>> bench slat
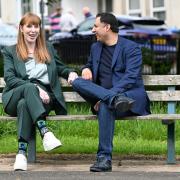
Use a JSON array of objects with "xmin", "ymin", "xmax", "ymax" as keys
[
  {"xmin": 0, "ymin": 78, "xmax": 5, "ymax": 88},
  {"xmin": 147, "ymin": 91, "xmax": 180, "ymax": 101},
  {"xmin": 1, "ymin": 90, "xmax": 180, "ymax": 103},
  {"xmin": 63, "ymin": 91, "xmax": 180, "ymax": 102},
  {"xmin": 142, "ymin": 75, "xmax": 180, "ymax": 86},
  {"xmin": 0, "ymin": 75, "xmax": 180, "ymax": 88},
  {"xmin": 0, "ymin": 114, "xmax": 180, "ymax": 121}
]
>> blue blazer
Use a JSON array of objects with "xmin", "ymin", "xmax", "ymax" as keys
[{"xmin": 84, "ymin": 36, "xmax": 150, "ymax": 115}]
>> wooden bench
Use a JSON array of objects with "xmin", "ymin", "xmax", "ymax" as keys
[{"xmin": 0, "ymin": 75, "xmax": 180, "ymax": 164}]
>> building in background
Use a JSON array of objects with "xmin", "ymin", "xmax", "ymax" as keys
[
  {"xmin": 112, "ymin": 0, "xmax": 180, "ymax": 28},
  {"xmin": 0, "ymin": 0, "xmax": 52, "ymax": 25},
  {"xmin": 61, "ymin": 0, "xmax": 180, "ymax": 28},
  {"xmin": 0, "ymin": 0, "xmax": 180, "ymax": 28}
]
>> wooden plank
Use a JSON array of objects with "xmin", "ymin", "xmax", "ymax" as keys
[
  {"xmin": 58, "ymin": 75, "xmax": 180, "ymax": 86},
  {"xmin": 1, "ymin": 90, "xmax": 180, "ymax": 103},
  {"xmin": 63, "ymin": 92, "xmax": 85, "ymax": 102},
  {"xmin": 0, "ymin": 114, "xmax": 180, "ymax": 121},
  {"xmin": 63, "ymin": 91, "xmax": 180, "ymax": 102},
  {"xmin": 147, "ymin": 91, "xmax": 180, "ymax": 101},
  {"xmin": 0, "ymin": 78, "xmax": 5, "ymax": 88},
  {"xmin": 1, "ymin": 75, "xmax": 180, "ymax": 87},
  {"xmin": 47, "ymin": 114, "xmax": 180, "ymax": 121},
  {"xmin": 142, "ymin": 75, "xmax": 180, "ymax": 86}
]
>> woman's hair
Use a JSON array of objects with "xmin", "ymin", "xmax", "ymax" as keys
[{"xmin": 16, "ymin": 12, "xmax": 50, "ymax": 63}]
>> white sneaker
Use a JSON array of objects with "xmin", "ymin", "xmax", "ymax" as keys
[
  {"xmin": 13, "ymin": 154, "xmax": 27, "ymax": 171},
  {"xmin": 43, "ymin": 132, "xmax": 62, "ymax": 151}
]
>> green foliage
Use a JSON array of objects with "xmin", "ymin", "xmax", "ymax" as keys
[
  {"xmin": 141, "ymin": 47, "xmax": 173, "ymax": 75},
  {"xmin": 141, "ymin": 47, "xmax": 154, "ymax": 66},
  {"xmin": 152, "ymin": 59, "xmax": 174, "ymax": 75},
  {"xmin": 1, "ymin": 103, "xmax": 180, "ymax": 155}
]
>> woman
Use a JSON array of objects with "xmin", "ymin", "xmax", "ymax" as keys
[{"xmin": 2, "ymin": 12, "xmax": 78, "ymax": 171}]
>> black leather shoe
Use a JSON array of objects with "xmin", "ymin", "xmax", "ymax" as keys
[
  {"xmin": 113, "ymin": 94, "xmax": 135, "ymax": 113},
  {"xmin": 90, "ymin": 156, "xmax": 112, "ymax": 172}
]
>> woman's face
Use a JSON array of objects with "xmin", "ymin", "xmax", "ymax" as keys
[{"xmin": 20, "ymin": 23, "xmax": 40, "ymax": 44}]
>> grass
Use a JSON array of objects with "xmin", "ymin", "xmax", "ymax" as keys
[{"xmin": 0, "ymin": 102, "xmax": 180, "ymax": 155}]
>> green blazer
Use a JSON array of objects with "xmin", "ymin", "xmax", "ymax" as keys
[{"xmin": 2, "ymin": 43, "xmax": 74, "ymax": 115}]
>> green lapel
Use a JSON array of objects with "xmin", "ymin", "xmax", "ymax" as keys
[
  {"xmin": 47, "ymin": 62, "xmax": 53, "ymax": 83},
  {"xmin": 11, "ymin": 46, "xmax": 27, "ymax": 78}
]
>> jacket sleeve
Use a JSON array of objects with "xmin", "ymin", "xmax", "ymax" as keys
[
  {"xmin": 49, "ymin": 43, "xmax": 75, "ymax": 80},
  {"xmin": 2, "ymin": 46, "xmax": 30, "ymax": 89},
  {"xmin": 110, "ymin": 45, "xmax": 142, "ymax": 93}
]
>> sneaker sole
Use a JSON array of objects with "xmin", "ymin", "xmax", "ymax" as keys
[
  {"xmin": 115, "ymin": 100, "xmax": 134, "ymax": 113},
  {"xmin": 44, "ymin": 141, "xmax": 62, "ymax": 151},
  {"xmin": 14, "ymin": 164, "xmax": 27, "ymax": 171},
  {"xmin": 90, "ymin": 167, "xmax": 112, "ymax": 172},
  {"xmin": 14, "ymin": 168, "xmax": 27, "ymax": 171}
]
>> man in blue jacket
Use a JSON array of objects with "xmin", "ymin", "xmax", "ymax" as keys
[{"xmin": 72, "ymin": 12, "xmax": 150, "ymax": 172}]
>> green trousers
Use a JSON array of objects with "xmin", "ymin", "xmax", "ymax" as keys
[{"xmin": 5, "ymin": 83, "xmax": 54, "ymax": 141}]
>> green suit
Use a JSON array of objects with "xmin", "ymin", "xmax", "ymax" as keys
[{"xmin": 2, "ymin": 43, "xmax": 74, "ymax": 140}]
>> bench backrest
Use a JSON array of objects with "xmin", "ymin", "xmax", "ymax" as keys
[{"xmin": 0, "ymin": 75, "xmax": 180, "ymax": 103}]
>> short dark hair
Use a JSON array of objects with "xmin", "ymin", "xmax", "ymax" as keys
[{"xmin": 96, "ymin": 12, "xmax": 119, "ymax": 33}]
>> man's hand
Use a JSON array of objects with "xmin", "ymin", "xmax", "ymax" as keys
[
  {"xmin": 36, "ymin": 86, "xmax": 50, "ymax": 104},
  {"xmin": 82, "ymin": 68, "xmax": 92, "ymax": 80},
  {"xmin": 68, "ymin": 72, "xmax": 78, "ymax": 84},
  {"xmin": 94, "ymin": 100, "xmax": 101, "ymax": 112}
]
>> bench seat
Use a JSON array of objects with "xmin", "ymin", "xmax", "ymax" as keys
[{"xmin": 0, "ymin": 75, "xmax": 180, "ymax": 164}]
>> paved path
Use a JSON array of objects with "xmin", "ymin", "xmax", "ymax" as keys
[
  {"xmin": 0, "ymin": 154, "xmax": 180, "ymax": 179},
  {"xmin": 0, "ymin": 171, "xmax": 180, "ymax": 180}
]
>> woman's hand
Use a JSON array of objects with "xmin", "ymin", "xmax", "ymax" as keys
[
  {"xmin": 36, "ymin": 85, "xmax": 50, "ymax": 104},
  {"xmin": 68, "ymin": 72, "xmax": 78, "ymax": 84}
]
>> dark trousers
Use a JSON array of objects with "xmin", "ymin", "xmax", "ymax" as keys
[
  {"xmin": 5, "ymin": 83, "xmax": 54, "ymax": 141},
  {"xmin": 72, "ymin": 78, "xmax": 135, "ymax": 160}
]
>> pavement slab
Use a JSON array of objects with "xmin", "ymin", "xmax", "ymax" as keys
[{"xmin": 0, "ymin": 154, "xmax": 180, "ymax": 172}]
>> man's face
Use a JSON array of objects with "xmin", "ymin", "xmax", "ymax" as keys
[{"xmin": 92, "ymin": 17, "xmax": 109, "ymax": 42}]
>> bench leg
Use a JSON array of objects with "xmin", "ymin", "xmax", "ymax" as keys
[
  {"xmin": 166, "ymin": 95, "xmax": 176, "ymax": 164},
  {"xmin": 27, "ymin": 125, "xmax": 36, "ymax": 163},
  {"xmin": 167, "ymin": 122, "xmax": 176, "ymax": 164}
]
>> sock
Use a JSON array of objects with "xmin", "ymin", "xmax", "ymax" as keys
[
  {"xmin": 36, "ymin": 119, "xmax": 49, "ymax": 138},
  {"xmin": 18, "ymin": 138, "xmax": 28, "ymax": 156}
]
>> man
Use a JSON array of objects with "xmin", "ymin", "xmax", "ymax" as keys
[
  {"xmin": 60, "ymin": 8, "xmax": 77, "ymax": 32},
  {"xmin": 82, "ymin": 6, "xmax": 93, "ymax": 19},
  {"xmin": 49, "ymin": 7, "xmax": 62, "ymax": 34},
  {"xmin": 72, "ymin": 13, "xmax": 150, "ymax": 172}
]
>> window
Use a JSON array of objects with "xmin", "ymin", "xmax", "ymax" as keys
[
  {"xmin": 0, "ymin": 0, "xmax": 1, "ymax": 18},
  {"xmin": 151, "ymin": 0, "xmax": 166, "ymax": 20},
  {"xmin": 128, "ymin": 0, "xmax": 141, "ymax": 17},
  {"xmin": 129, "ymin": 13, "xmax": 141, "ymax": 17},
  {"xmin": 22, "ymin": 0, "xmax": 31, "ymax": 15},
  {"xmin": 153, "ymin": 0, "xmax": 164, "ymax": 8},
  {"xmin": 153, "ymin": 11, "xmax": 165, "ymax": 20},
  {"xmin": 129, "ymin": 0, "xmax": 140, "ymax": 10},
  {"xmin": 106, "ymin": 0, "xmax": 112, "ymax": 12}
]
